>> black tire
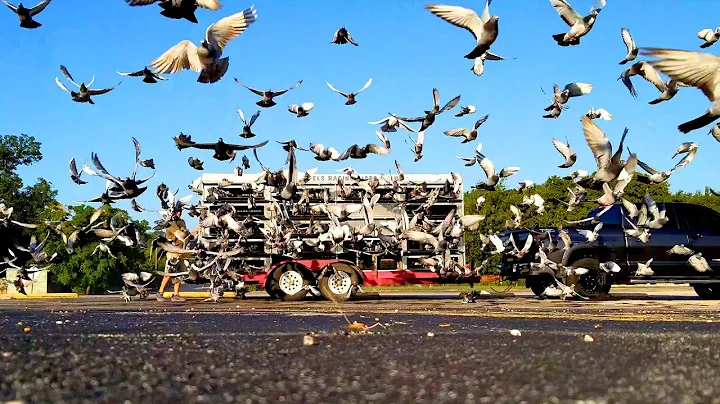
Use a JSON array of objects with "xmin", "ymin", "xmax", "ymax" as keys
[
  {"xmin": 693, "ymin": 284, "xmax": 720, "ymax": 300},
  {"xmin": 265, "ymin": 263, "xmax": 310, "ymax": 301},
  {"xmin": 318, "ymin": 263, "xmax": 360, "ymax": 302},
  {"xmin": 566, "ymin": 257, "xmax": 611, "ymax": 298},
  {"xmin": 529, "ymin": 274, "xmax": 556, "ymax": 297},
  {"xmin": 264, "ymin": 278, "xmax": 280, "ymax": 299}
]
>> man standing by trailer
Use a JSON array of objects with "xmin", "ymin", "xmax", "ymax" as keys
[{"xmin": 156, "ymin": 208, "xmax": 197, "ymax": 302}]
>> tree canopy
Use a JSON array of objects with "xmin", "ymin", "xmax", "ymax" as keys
[
  {"xmin": 0, "ymin": 134, "xmax": 58, "ymax": 257},
  {"xmin": 0, "ymin": 134, "xmax": 42, "ymax": 173},
  {"xmin": 1, "ymin": 134, "xmax": 157, "ymax": 293},
  {"xmin": 35, "ymin": 204, "xmax": 157, "ymax": 294}
]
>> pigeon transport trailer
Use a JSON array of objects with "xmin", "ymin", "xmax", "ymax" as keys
[{"xmin": 191, "ymin": 171, "xmax": 467, "ymax": 301}]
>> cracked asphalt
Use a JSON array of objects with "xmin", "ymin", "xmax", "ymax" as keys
[{"xmin": 1, "ymin": 289, "xmax": 720, "ymax": 404}]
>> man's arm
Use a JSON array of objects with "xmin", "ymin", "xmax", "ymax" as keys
[{"xmin": 172, "ymin": 229, "xmax": 190, "ymax": 243}]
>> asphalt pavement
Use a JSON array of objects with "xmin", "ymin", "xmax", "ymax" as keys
[{"xmin": 1, "ymin": 290, "xmax": 720, "ymax": 404}]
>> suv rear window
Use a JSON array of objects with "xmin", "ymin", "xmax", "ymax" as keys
[
  {"xmin": 587, "ymin": 204, "xmax": 622, "ymax": 227},
  {"xmin": 675, "ymin": 204, "xmax": 720, "ymax": 233}
]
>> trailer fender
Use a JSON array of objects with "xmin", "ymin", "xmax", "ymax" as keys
[{"xmin": 264, "ymin": 261, "xmax": 316, "ymax": 289}]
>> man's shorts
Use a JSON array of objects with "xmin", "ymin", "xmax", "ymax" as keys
[{"xmin": 164, "ymin": 252, "xmax": 189, "ymax": 274}]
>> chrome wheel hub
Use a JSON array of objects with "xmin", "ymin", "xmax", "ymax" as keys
[
  {"xmin": 327, "ymin": 271, "xmax": 352, "ymax": 295},
  {"xmin": 278, "ymin": 270, "xmax": 305, "ymax": 295}
]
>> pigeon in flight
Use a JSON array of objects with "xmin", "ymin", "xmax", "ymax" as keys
[
  {"xmin": 125, "ymin": 0, "xmax": 221, "ymax": 24},
  {"xmin": 331, "ymin": 27, "xmax": 358, "ymax": 46},
  {"xmin": 149, "ymin": 7, "xmax": 257, "ymax": 84},
  {"xmin": 425, "ymin": 0, "xmax": 499, "ymax": 60},
  {"xmin": 2, "ymin": 0, "xmax": 52, "ymax": 29}
]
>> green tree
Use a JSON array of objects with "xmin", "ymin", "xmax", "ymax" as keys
[
  {"xmin": 0, "ymin": 134, "xmax": 58, "ymax": 259},
  {"xmin": 37, "ymin": 204, "xmax": 157, "ymax": 294},
  {"xmin": 0, "ymin": 134, "xmax": 42, "ymax": 173}
]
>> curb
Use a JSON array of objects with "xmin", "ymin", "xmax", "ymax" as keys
[
  {"xmin": 0, "ymin": 293, "xmax": 79, "ymax": 299},
  {"xmin": 161, "ymin": 292, "xmax": 237, "ymax": 298}
]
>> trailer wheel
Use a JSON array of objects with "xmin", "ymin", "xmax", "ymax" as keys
[
  {"xmin": 265, "ymin": 262, "xmax": 310, "ymax": 301},
  {"xmin": 318, "ymin": 263, "xmax": 360, "ymax": 302}
]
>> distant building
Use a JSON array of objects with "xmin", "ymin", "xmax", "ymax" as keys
[{"xmin": 3, "ymin": 269, "xmax": 49, "ymax": 295}]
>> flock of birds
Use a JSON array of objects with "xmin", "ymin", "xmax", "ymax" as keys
[{"xmin": 2, "ymin": 0, "xmax": 720, "ymax": 301}]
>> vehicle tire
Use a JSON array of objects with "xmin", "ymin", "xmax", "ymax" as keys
[
  {"xmin": 566, "ymin": 257, "xmax": 611, "ymax": 298},
  {"xmin": 693, "ymin": 284, "xmax": 720, "ymax": 299},
  {"xmin": 265, "ymin": 263, "xmax": 311, "ymax": 301},
  {"xmin": 528, "ymin": 274, "xmax": 556, "ymax": 297},
  {"xmin": 318, "ymin": 264, "xmax": 360, "ymax": 302}
]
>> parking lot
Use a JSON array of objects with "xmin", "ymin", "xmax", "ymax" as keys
[{"xmin": 1, "ymin": 286, "xmax": 719, "ymax": 403}]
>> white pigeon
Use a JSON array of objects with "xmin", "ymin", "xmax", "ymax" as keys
[
  {"xmin": 288, "ymin": 102, "xmax": 314, "ymax": 117},
  {"xmin": 541, "ymin": 285, "xmax": 563, "ymax": 298},
  {"xmin": 649, "ymin": 79, "xmax": 690, "ymax": 105},
  {"xmin": 642, "ymin": 48, "xmax": 720, "ymax": 134},
  {"xmin": 517, "ymin": 180, "xmax": 534, "ymax": 191},
  {"xmin": 624, "ymin": 217, "xmax": 651, "ymax": 243},
  {"xmin": 666, "ymin": 244, "xmax": 694, "ymax": 256},
  {"xmin": 470, "ymin": 51, "xmax": 507, "ymax": 76},
  {"xmin": 565, "ymin": 169, "xmax": 589, "ymax": 182},
  {"xmin": 488, "ymin": 234, "xmax": 505, "ymax": 254},
  {"xmin": 551, "ymin": 138, "xmax": 577, "ymax": 168},
  {"xmin": 619, "ymin": 27, "xmax": 638, "ymax": 65},
  {"xmin": 566, "ymin": 266, "xmax": 590, "ymax": 276},
  {"xmin": 368, "ymin": 115, "xmax": 417, "ymax": 133},
  {"xmin": 672, "ymin": 142, "xmax": 699, "ymax": 170},
  {"xmin": 523, "ymin": 194, "xmax": 545, "ymax": 214},
  {"xmin": 621, "ymin": 198, "xmax": 639, "ymax": 218},
  {"xmin": 586, "ymin": 107, "xmax": 613, "ymax": 120},
  {"xmin": 600, "ymin": 261, "xmax": 621, "ymax": 273},
  {"xmin": 455, "ymin": 105, "xmax": 477, "ymax": 117},
  {"xmin": 577, "ymin": 222, "xmax": 602, "ymax": 243},
  {"xmin": 475, "ymin": 195, "xmax": 486, "ymax": 211},
  {"xmin": 564, "ymin": 82, "xmax": 593, "ymax": 97},
  {"xmin": 709, "ymin": 124, "xmax": 720, "ymax": 143},
  {"xmin": 635, "ymin": 259, "xmax": 654, "ymax": 276},
  {"xmin": 549, "ymin": 0, "xmax": 606, "ymax": 47},
  {"xmin": 688, "ymin": 253, "xmax": 711, "ymax": 273},
  {"xmin": 698, "ymin": 27, "xmax": 720, "ymax": 48},
  {"xmin": 149, "ymin": 7, "xmax": 257, "ymax": 84},
  {"xmin": 425, "ymin": 0, "xmax": 499, "ymax": 60}
]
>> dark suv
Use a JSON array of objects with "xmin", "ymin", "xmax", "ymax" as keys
[{"xmin": 498, "ymin": 202, "xmax": 720, "ymax": 299}]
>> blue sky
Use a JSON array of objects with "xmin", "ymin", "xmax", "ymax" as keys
[{"xmin": 2, "ymin": 0, "xmax": 719, "ymax": 226}]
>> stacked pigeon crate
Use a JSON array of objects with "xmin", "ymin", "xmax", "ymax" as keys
[{"xmin": 191, "ymin": 172, "xmax": 466, "ymax": 272}]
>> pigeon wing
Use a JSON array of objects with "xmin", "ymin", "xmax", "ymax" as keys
[{"xmin": 205, "ymin": 6, "xmax": 257, "ymax": 51}]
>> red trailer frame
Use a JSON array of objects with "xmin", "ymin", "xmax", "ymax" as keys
[{"xmin": 242, "ymin": 258, "xmax": 478, "ymax": 302}]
